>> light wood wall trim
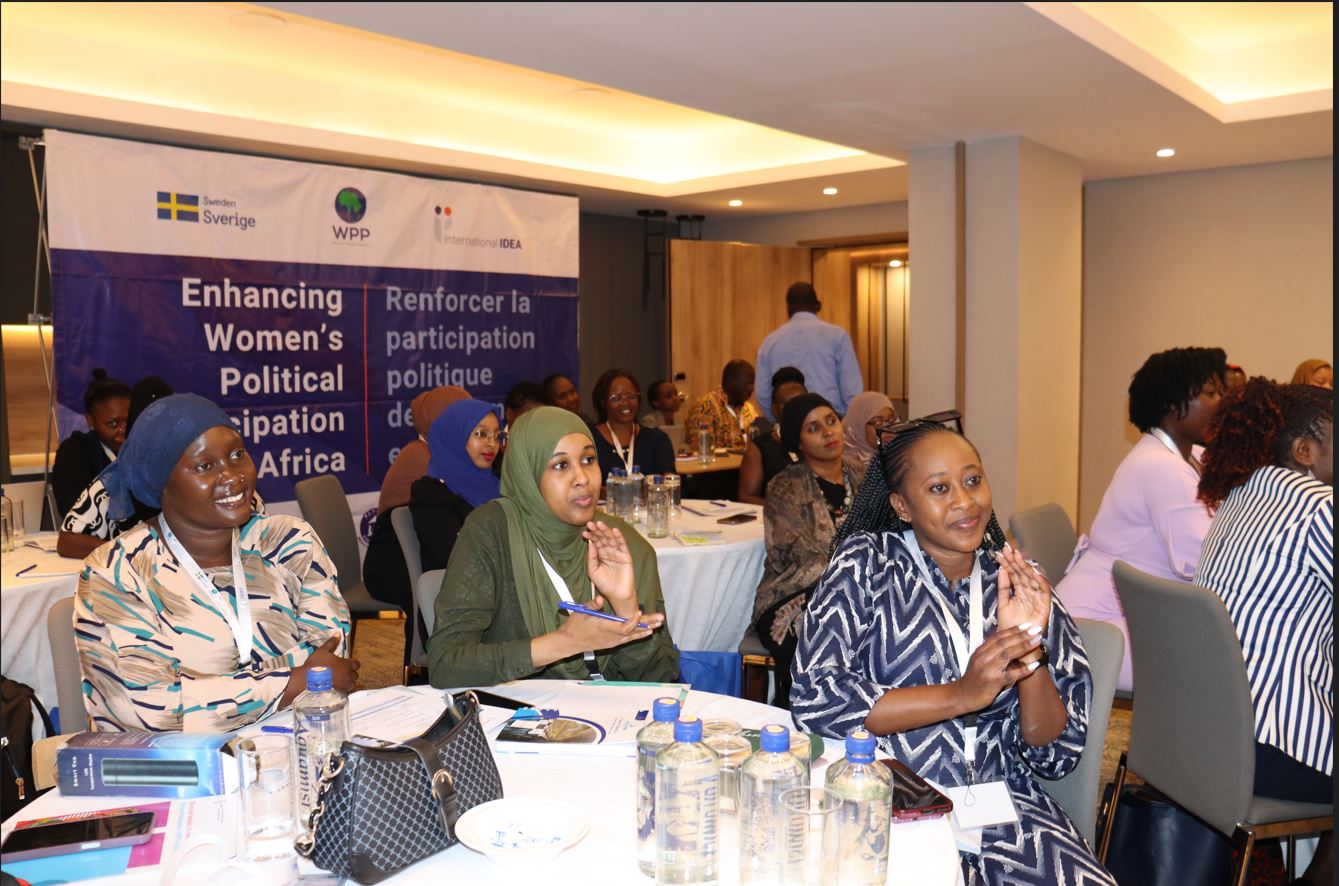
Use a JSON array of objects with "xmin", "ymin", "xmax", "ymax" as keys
[
  {"xmin": 3, "ymin": 324, "xmax": 57, "ymax": 472},
  {"xmin": 668, "ymin": 240, "xmax": 811, "ymax": 410}
]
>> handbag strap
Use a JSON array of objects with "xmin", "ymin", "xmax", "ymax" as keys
[{"xmin": 403, "ymin": 734, "xmax": 461, "ymax": 839}]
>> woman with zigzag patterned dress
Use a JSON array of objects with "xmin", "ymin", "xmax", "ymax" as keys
[{"xmin": 791, "ymin": 420, "xmax": 1114, "ymax": 885}]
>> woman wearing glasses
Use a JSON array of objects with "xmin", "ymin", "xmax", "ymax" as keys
[
  {"xmin": 842, "ymin": 390, "xmax": 898, "ymax": 470},
  {"xmin": 791, "ymin": 418, "xmax": 1112, "ymax": 885},
  {"xmin": 589, "ymin": 368, "xmax": 675, "ymax": 486},
  {"xmin": 409, "ymin": 399, "xmax": 503, "ymax": 573}
]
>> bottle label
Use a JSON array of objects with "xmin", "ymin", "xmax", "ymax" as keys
[{"xmin": 636, "ymin": 746, "xmax": 657, "ymax": 844}]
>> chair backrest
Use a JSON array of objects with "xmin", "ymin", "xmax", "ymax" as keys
[
  {"xmin": 293, "ymin": 475, "xmax": 359, "ymax": 593},
  {"xmin": 660, "ymin": 424, "xmax": 686, "ymax": 449},
  {"xmin": 47, "ymin": 596, "xmax": 87, "ymax": 733},
  {"xmin": 390, "ymin": 506, "xmax": 425, "ymax": 665},
  {"xmin": 1008, "ymin": 503, "xmax": 1079, "ymax": 583},
  {"xmin": 417, "ymin": 569, "xmax": 446, "ymax": 639},
  {"xmin": 1113, "ymin": 560, "xmax": 1256, "ymax": 836},
  {"xmin": 1038, "ymin": 618, "xmax": 1123, "ymax": 846}
]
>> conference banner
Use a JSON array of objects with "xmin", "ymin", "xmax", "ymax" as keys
[{"xmin": 45, "ymin": 130, "xmax": 578, "ymax": 538}]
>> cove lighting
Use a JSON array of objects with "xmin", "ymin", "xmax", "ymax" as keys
[
  {"xmin": 822, "ymin": 187, "xmax": 839, "ymax": 195},
  {"xmin": 728, "ymin": 199, "xmax": 743, "ymax": 207},
  {"xmin": 1156, "ymin": 147, "xmax": 1176, "ymax": 158}
]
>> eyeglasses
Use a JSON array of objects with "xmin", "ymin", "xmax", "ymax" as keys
[
  {"xmin": 874, "ymin": 409, "xmax": 964, "ymax": 444},
  {"xmin": 470, "ymin": 429, "xmax": 504, "ymax": 444},
  {"xmin": 866, "ymin": 417, "xmax": 894, "ymax": 431},
  {"xmin": 606, "ymin": 393, "xmax": 640, "ymax": 404}
]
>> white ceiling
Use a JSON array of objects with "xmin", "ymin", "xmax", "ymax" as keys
[{"xmin": 2, "ymin": 2, "xmax": 1331, "ymax": 217}]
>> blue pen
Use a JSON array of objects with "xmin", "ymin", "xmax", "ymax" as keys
[
  {"xmin": 15, "ymin": 564, "xmax": 36, "ymax": 577},
  {"xmin": 261, "ymin": 724, "xmax": 293, "ymax": 734},
  {"xmin": 557, "ymin": 601, "xmax": 652, "ymax": 631}
]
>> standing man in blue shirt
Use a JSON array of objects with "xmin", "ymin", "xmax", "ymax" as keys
[{"xmin": 755, "ymin": 281, "xmax": 864, "ymax": 420}]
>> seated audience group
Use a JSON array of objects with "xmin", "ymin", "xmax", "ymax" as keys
[{"xmin": 52, "ymin": 325, "xmax": 1332, "ymax": 886}]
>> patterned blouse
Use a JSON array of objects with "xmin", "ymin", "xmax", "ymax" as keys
[
  {"xmin": 683, "ymin": 388, "xmax": 760, "ymax": 451},
  {"xmin": 75, "ymin": 513, "xmax": 350, "ymax": 733}
]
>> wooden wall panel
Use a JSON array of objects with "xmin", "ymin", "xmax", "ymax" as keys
[
  {"xmin": 668, "ymin": 240, "xmax": 810, "ymax": 407},
  {"xmin": 3, "ymin": 324, "xmax": 56, "ymax": 472}
]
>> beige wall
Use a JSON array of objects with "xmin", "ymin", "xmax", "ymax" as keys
[
  {"xmin": 1079, "ymin": 157, "xmax": 1334, "ymax": 530},
  {"xmin": 907, "ymin": 145, "xmax": 959, "ymax": 418}
]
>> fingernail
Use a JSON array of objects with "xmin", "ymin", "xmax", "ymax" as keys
[
  {"xmin": 1027, "ymin": 661, "xmax": 1040, "ymax": 671},
  {"xmin": 1003, "ymin": 541, "xmax": 1012, "ymax": 551},
  {"xmin": 1028, "ymin": 625, "xmax": 1043, "ymax": 636},
  {"xmin": 1019, "ymin": 621, "xmax": 1033, "ymax": 630}
]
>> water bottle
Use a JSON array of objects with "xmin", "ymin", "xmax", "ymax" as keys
[
  {"xmin": 739, "ymin": 724, "xmax": 809, "ymax": 884},
  {"xmin": 636, "ymin": 697, "xmax": 682, "ymax": 876},
  {"xmin": 823, "ymin": 729, "xmax": 892, "ymax": 885},
  {"xmin": 655, "ymin": 717, "xmax": 720, "ymax": 884},
  {"xmin": 697, "ymin": 423, "xmax": 713, "ymax": 465},
  {"xmin": 291, "ymin": 666, "xmax": 349, "ymax": 837},
  {"xmin": 607, "ymin": 467, "xmax": 628, "ymax": 520},
  {"xmin": 628, "ymin": 465, "xmax": 645, "ymax": 523},
  {"xmin": 0, "ymin": 489, "xmax": 13, "ymax": 553}
]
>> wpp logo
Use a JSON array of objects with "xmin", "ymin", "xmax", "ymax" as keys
[{"xmin": 332, "ymin": 187, "xmax": 370, "ymax": 242}]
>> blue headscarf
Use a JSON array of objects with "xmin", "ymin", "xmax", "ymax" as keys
[
  {"xmin": 98, "ymin": 393, "xmax": 235, "ymax": 521},
  {"xmin": 426, "ymin": 399, "xmax": 502, "ymax": 508}
]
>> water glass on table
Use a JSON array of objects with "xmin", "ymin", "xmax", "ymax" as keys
[
  {"xmin": 780, "ymin": 786, "xmax": 842, "ymax": 885},
  {"xmin": 663, "ymin": 473, "xmax": 681, "ymax": 520},
  {"xmin": 237, "ymin": 734, "xmax": 297, "ymax": 862},
  {"xmin": 645, "ymin": 476, "xmax": 671, "ymax": 539}
]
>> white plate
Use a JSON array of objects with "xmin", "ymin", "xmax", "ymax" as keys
[{"xmin": 454, "ymin": 798, "xmax": 590, "ymax": 868}]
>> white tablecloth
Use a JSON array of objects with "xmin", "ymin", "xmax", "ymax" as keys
[
  {"xmin": 1, "ymin": 682, "xmax": 963, "ymax": 886},
  {"xmin": 1, "ymin": 532, "xmax": 82, "ymax": 712},
  {"xmin": 640, "ymin": 500, "xmax": 766, "ymax": 653}
]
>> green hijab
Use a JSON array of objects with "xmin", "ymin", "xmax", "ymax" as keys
[{"xmin": 498, "ymin": 407, "xmax": 609, "ymax": 652}]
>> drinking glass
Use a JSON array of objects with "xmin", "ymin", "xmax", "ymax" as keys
[
  {"xmin": 663, "ymin": 473, "xmax": 682, "ymax": 521},
  {"xmin": 779, "ymin": 786, "xmax": 842, "ymax": 885},
  {"xmin": 704, "ymin": 733, "xmax": 752, "ymax": 816},
  {"xmin": 11, "ymin": 499, "xmax": 24, "ymax": 541},
  {"xmin": 237, "ymin": 734, "xmax": 297, "ymax": 862},
  {"xmin": 645, "ymin": 477, "xmax": 670, "ymax": 539}
]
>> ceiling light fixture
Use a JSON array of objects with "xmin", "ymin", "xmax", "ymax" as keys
[
  {"xmin": 1156, "ymin": 147, "xmax": 1176, "ymax": 158},
  {"xmin": 728, "ymin": 199, "xmax": 743, "ymax": 207},
  {"xmin": 888, "ymin": 260, "xmax": 903, "ymax": 268},
  {"xmin": 822, "ymin": 187, "xmax": 839, "ymax": 195}
]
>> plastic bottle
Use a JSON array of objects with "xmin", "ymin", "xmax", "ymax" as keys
[
  {"xmin": 823, "ymin": 729, "xmax": 892, "ymax": 885},
  {"xmin": 291, "ymin": 666, "xmax": 350, "ymax": 837},
  {"xmin": 655, "ymin": 716, "xmax": 720, "ymax": 884},
  {"xmin": 0, "ymin": 489, "xmax": 13, "ymax": 553},
  {"xmin": 697, "ymin": 423, "xmax": 713, "ymax": 466},
  {"xmin": 607, "ymin": 467, "xmax": 628, "ymax": 520},
  {"xmin": 636, "ymin": 697, "xmax": 682, "ymax": 876},
  {"xmin": 628, "ymin": 464, "xmax": 645, "ymax": 523},
  {"xmin": 739, "ymin": 724, "xmax": 809, "ymax": 884}
]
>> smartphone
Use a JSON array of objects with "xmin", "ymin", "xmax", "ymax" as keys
[
  {"xmin": 0, "ymin": 810, "xmax": 155, "ymax": 862},
  {"xmin": 717, "ymin": 513, "xmax": 757, "ymax": 524},
  {"xmin": 880, "ymin": 759, "xmax": 953, "ymax": 821}
]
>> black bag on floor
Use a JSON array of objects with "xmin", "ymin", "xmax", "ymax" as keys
[
  {"xmin": 1104, "ymin": 783, "xmax": 1232, "ymax": 886},
  {"xmin": 1, "ymin": 676, "xmax": 55, "ymax": 817}
]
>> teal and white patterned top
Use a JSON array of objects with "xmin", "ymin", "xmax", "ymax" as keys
[{"xmin": 75, "ymin": 513, "xmax": 351, "ymax": 732}]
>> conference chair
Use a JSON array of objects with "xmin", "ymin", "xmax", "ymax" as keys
[
  {"xmin": 47, "ymin": 596, "xmax": 87, "ymax": 734},
  {"xmin": 739, "ymin": 627, "xmax": 775, "ymax": 705},
  {"xmin": 417, "ymin": 569, "xmax": 446, "ymax": 640},
  {"xmin": 1099, "ymin": 561, "xmax": 1332, "ymax": 883},
  {"xmin": 293, "ymin": 475, "xmax": 402, "ymax": 648},
  {"xmin": 389, "ymin": 506, "xmax": 427, "ymax": 683},
  {"xmin": 1008, "ymin": 503, "xmax": 1079, "ymax": 586},
  {"xmin": 1038, "ymin": 618, "xmax": 1123, "ymax": 847}
]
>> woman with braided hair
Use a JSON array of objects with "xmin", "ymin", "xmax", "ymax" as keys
[
  {"xmin": 792, "ymin": 419, "xmax": 1111, "ymax": 885},
  {"xmin": 1193, "ymin": 380, "xmax": 1333, "ymax": 883},
  {"xmin": 1056, "ymin": 346, "xmax": 1227, "ymax": 692}
]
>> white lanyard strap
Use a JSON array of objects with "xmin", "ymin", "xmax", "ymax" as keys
[
  {"xmin": 1149, "ymin": 427, "xmax": 1200, "ymax": 472},
  {"xmin": 606, "ymin": 425, "xmax": 636, "ymax": 473},
  {"xmin": 536, "ymin": 549, "xmax": 603, "ymax": 679},
  {"xmin": 723, "ymin": 402, "xmax": 746, "ymax": 434},
  {"xmin": 902, "ymin": 529, "xmax": 984, "ymax": 781},
  {"xmin": 161, "ymin": 517, "xmax": 253, "ymax": 663}
]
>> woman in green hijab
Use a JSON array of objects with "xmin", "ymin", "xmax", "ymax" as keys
[{"xmin": 427, "ymin": 406, "xmax": 679, "ymax": 686}]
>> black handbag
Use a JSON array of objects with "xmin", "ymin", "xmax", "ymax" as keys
[
  {"xmin": 1104, "ymin": 784, "xmax": 1231, "ymax": 886},
  {"xmin": 297, "ymin": 690, "xmax": 504, "ymax": 884}
]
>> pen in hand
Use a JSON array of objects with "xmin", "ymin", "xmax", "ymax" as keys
[{"xmin": 557, "ymin": 601, "xmax": 653, "ymax": 631}]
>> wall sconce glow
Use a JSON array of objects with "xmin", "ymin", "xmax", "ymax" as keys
[
  {"xmin": 728, "ymin": 199, "xmax": 743, "ymax": 207},
  {"xmin": 1156, "ymin": 148, "xmax": 1176, "ymax": 158},
  {"xmin": 822, "ymin": 187, "xmax": 839, "ymax": 195},
  {"xmin": 888, "ymin": 260, "xmax": 903, "ymax": 268}
]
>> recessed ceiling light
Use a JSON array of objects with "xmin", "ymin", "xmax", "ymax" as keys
[
  {"xmin": 822, "ymin": 187, "xmax": 839, "ymax": 196},
  {"xmin": 888, "ymin": 259, "xmax": 903, "ymax": 268},
  {"xmin": 1156, "ymin": 147, "xmax": 1176, "ymax": 158},
  {"xmin": 728, "ymin": 199, "xmax": 743, "ymax": 207}
]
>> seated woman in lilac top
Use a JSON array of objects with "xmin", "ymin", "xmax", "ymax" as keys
[{"xmin": 1056, "ymin": 347, "xmax": 1227, "ymax": 692}]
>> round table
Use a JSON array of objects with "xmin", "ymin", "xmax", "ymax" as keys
[
  {"xmin": 1, "ymin": 531, "xmax": 82, "ymax": 712},
  {"xmin": 0, "ymin": 682, "xmax": 963, "ymax": 885}
]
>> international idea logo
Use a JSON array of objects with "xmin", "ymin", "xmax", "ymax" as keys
[{"xmin": 332, "ymin": 186, "xmax": 370, "ymax": 242}]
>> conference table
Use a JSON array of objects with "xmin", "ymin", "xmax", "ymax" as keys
[
  {"xmin": 675, "ymin": 451, "xmax": 745, "ymax": 500},
  {"xmin": 0, "ymin": 681, "xmax": 964, "ymax": 885},
  {"xmin": 1, "ymin": 532, "xmax": 81, "ymax": 713}
]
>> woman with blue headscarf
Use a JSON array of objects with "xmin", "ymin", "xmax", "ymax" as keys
[
  {"xmin": 73, "ymin": 394, "xmax": 356, "ymax": 733},
  {"xmin": 408, "ymin": 399, "xmax": 503, "ymax": 573}
]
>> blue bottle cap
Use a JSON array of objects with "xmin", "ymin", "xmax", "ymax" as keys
[
  {"xmin": 652, "ymin": 698, "xmax": 681, "ymax": 722},
  {"xmin": 759, "ymin": 724, "xmax": 791, "ymax": 753},
  {"xmin": 845, "ymin": 728, "xmax": 876, "ymax": 762},
  {"xmin": 611, "ymin": 467, "xmax": 626, "ymax": 478},
  {"xmin": 673, "ymin": 716, "xmax": 703, "ymax": 743},
  {"xmin": 631, "ymin": 465, "xmax": 641, "ymax": 474},
  {"xmin": 306, "ymin": 666, "xmax": 333, "ymax": 692}
]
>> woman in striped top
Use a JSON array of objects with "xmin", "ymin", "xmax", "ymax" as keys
[{"xmin": 1195, "ymin": 379, "xmax": 1331, "ymax": 884}]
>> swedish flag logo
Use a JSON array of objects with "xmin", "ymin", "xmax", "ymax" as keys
[{"xmin": 156, "ymin": 191, "xmax": 199, "ymax": 222}]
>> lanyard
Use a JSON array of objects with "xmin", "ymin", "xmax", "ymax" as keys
[
  {"xmin": 101, "ymin": 442, "xmax": 117, "ymax": 463},
  {"xmin": 536, "ymin": 549, "xmax": 604, "ymax": 681},
  {"xmin": 1149, "ymin": 428, "xmax": 1201, "ymax": 473},
  {"xmin": 902, "ymin": 529, "xmax": 984, "ymax": 783},
  {"xmin": 160, "ymin": 516, "xmax": 253, "ymax": 663},
  {"xmin": 723, "ymin": 402, "xmax": 747, "ymax": 434},
  {"xmin": 606, "ymin": 424, "xmax": 636, "ymax": 474}
]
